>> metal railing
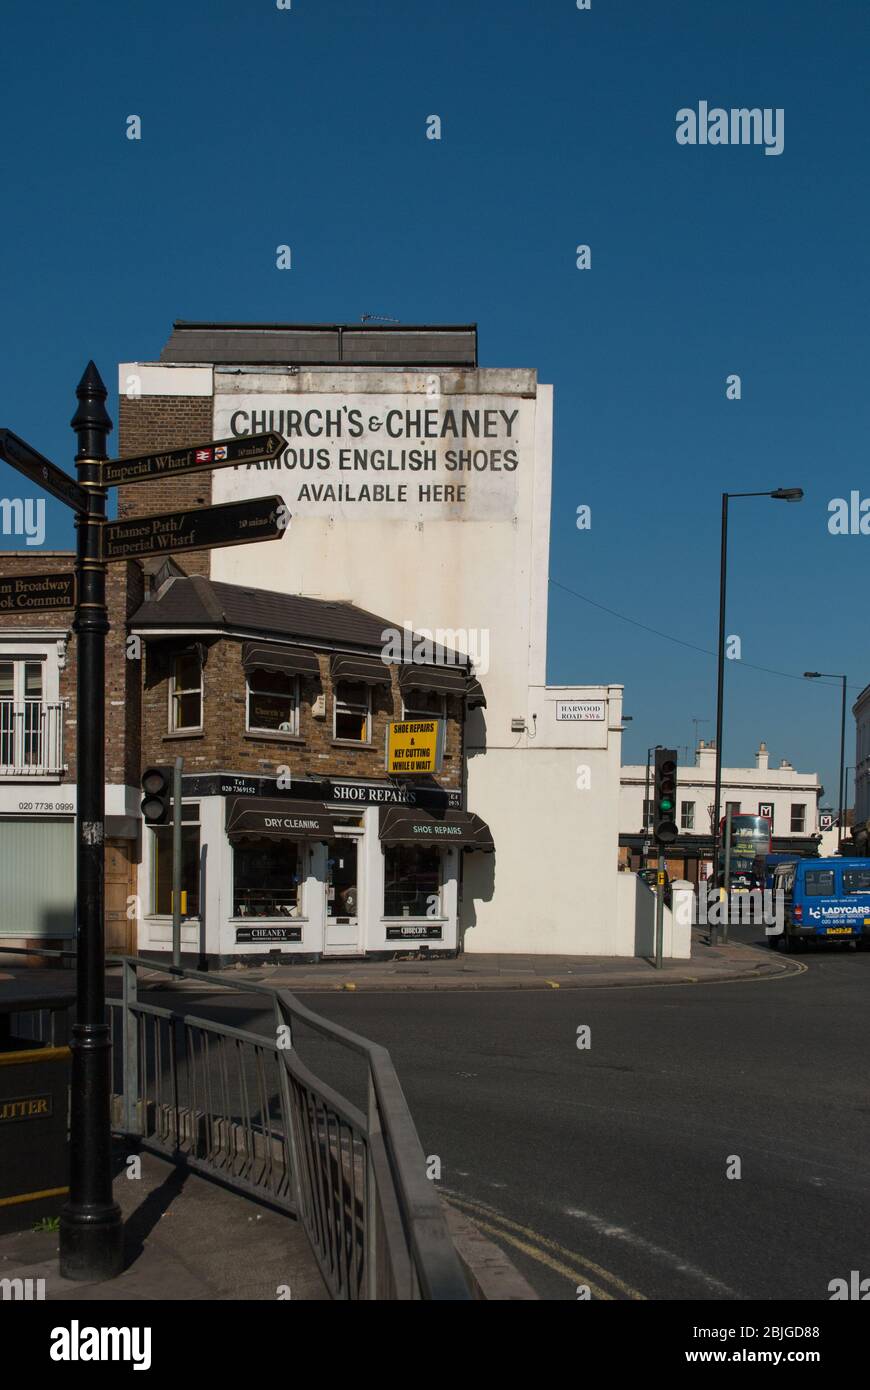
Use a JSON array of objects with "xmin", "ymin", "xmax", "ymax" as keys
[
  {"xmin": 0, "ymin": 946, "xmax": 470, "ymax": 1301},
  {"xmin": 0, "ymin": 699, "xmax": 66, "ymax": 775}
]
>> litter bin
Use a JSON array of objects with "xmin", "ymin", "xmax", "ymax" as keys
[{"xmin": 0, "ymin": 975, "xmax": 74, "ymax": 1234}]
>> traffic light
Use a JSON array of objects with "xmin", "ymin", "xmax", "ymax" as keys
[
  {"xmin": 140, "ymin": 765, "xmax": 172, "ymax": 825},
  {"xmin": 653, "ymin": 748, "xmax": 678, "ymax": 844}
]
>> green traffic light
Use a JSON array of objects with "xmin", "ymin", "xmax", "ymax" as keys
[{"xmin": 660, "ymin": 798, "xmax": 673, "ymax": 811}]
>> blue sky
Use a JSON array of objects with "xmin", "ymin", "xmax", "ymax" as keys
[{"xmin": 1, "ymin": 0, "xmax": 867, "ymax": 802}]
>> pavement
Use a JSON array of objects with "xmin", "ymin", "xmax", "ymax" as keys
[
  {"xmin": 0, "ymin": 1150, "xmax": 330, "ymax": 1301},
  {"xmin": 134, "ymin": 931, "xmax": 794, "ymax": 993},
  {"xmin": 0, "ymin": 1148, "xmax": 537, "ymax": 1302}
]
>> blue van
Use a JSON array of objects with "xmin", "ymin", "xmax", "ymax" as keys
[
  {"xmin": 770, "ymin": 858, "xmax": 870, "ymax": 951},
  {"xmin": 762, "ymin": 852, "xmax": 800, "ymax": 891}
]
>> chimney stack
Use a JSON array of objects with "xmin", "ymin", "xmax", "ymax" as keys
[{"xmin": 756, "ymin": 741, "xmax": 769, "ymax": 771}]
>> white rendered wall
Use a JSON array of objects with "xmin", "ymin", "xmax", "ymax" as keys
[
  {"xmin": 124, "ymin": 363, "xmax": 626, "ymax": 956},
  {"xmin": 463, "ymin": 686, "xmax": 626, "ymax": 955}
]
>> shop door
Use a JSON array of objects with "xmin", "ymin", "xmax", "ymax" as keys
[
  {"xmin": 323, "ymin": 837, "xmax": 361, "ymax": 955},
  {"xmin": 105, "ymin": 839, "xmax": 136, "ymax": 955}
]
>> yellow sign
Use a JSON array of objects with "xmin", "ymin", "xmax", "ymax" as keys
[{"xmin": 386, "ymin": 720, "xmax": 441, "ymax": 774}]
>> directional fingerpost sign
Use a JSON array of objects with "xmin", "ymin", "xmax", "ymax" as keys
[
  {"xmin": 103, "ymin": 432, "xmax": 285, "ymax": 487},
  {"xmin": 385, "ymin": 719, "xmax": 444, "ymax": 775},
  {"xmin": 102, "ymin": 496, "xmax": 288, "ymax": 561},
  {"xmin": 0, "ymin": 572, "xmax": 75, "ymax": 612},
  {"xmin": 0, "ymin": 429, "xmax": 88, "ymax": 514}
]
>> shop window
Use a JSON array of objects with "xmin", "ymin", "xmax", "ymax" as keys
[
  {"xmin": 790, "ymin": 803, "xmax": 806, "ymax": 832},
  {"xmin": 151, "ymin": 804, "xmax": 200, "ymax": 916},
  {"xmin": 334, "ymin": 680, "xmax": 370, "ymax": 742},
  {"xmin": 680, "ymin": 801, "xmax": 695, "ymax": 831},
  {"xmin": 233, "ymin": 838, "xmax": 302, "ymax": 917},
  {"xmin": 384, "ymin": 844, "xmax": 442, "ymax": 918},
  {"xmin": 169, "ymin": 651, "xmax": 202, "ymax": 731},
  {"xmin": 247, "ymin": 667, "xmax": 299, "ymax": 735},
  {"xmin": 401, "ymin": 689, "xmax": 447, "ymax": 719}
]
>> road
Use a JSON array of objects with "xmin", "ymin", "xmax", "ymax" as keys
[{"xmin": 151, "ymin": 942, "xmax": 870, "ymax": 1301}]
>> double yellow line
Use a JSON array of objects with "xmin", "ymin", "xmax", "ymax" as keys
[{"xmin": 442, "ymin": 1190, "xmax": 646, "ymax": 1300}]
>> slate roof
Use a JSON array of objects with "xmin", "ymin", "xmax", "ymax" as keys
[
  {"xmin": 159, "ymin": 321, "xmax": 478, "ymax": 367},
  {"xmin": 128, "ymin": 575, "xmax": 467, "ymax": 664}
]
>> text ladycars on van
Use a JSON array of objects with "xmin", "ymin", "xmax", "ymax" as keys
[{"xmin": 770, "ymin": 858, "xmax": 870, "ymax": 951}]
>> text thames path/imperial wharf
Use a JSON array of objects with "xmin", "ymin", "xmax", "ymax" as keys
[{"xmin": 229, "ymin": 407, "xmax": 522, "ymax": 505}]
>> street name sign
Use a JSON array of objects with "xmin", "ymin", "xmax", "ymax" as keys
[
  {"xmin": 0, "ymin": 429, "xmax": 88, "ymax": 514},
  {"xmin": 102, "ymin": 496, "xmax": 288, "ymax": 561},
  {"xmin": 0, "ymin": 572, "xmax": 75, "ymax": 612},
  {"xmin": 103, "ymin": 433, "xmax": 285, "ymax": 487},
  {"xmin": 385, "ymin": 720, "xmax": 443, "ymax": 774}
]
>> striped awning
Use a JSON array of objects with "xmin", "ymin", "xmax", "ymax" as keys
[
  {"xmin": 465, "ymin": 677, "xmax": 486, "ymax": 709},
  {"xmin": 398, "ymin": 663, "xmax": 469, "ymax": 699},
  {"xmin": 242, "ymin": 642, "xmax": 320, "ymax": 677},
  {"xmin": 226, "ymin": 797, "xmax": 335, "ymax": 841},
  {"xmin": 378, "ymin": 805, "xmax": 494, "ymax": 852},
  {"xmin": 330, "ymin": 653, "xmax": 393, "ymax": 686}
]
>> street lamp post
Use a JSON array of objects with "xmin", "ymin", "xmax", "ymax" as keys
[
  {"xmin": 711, "ymin": 489, "xmax": 803, "ymax": 904},
  {"xmin": 803, "ymin": 672, "xmax": 848, "ymax": 852}
]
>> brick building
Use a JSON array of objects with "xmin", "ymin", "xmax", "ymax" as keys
[
  {"xmin": 129, "ymin": 571, "xmax": 489, "ymax": 961},
  {"xmin": 0, "ymin": 534, "xmax": 488, "ymax": 961},
  {"xmin": 0, "ymin": 551, "xmax": 143, "ymax": 955}
]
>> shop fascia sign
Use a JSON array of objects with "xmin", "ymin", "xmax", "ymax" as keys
[{"xmin": 182, "ymin": 772, "xmax": 461, "ymax": 809}]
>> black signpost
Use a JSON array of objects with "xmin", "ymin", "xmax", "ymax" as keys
[
  {"xmin": 63, "ymin": 363, "xmax": 122, "ymax": 1280},
  {"xmin": 103, "ymin": 495, "xmax": 287, "ymax": 561},
  {"xmin": 0, "ymin": 572, "xmax": 75, "ymax": 612},
  {"xmin": 0, "ymin": 429, "xmax": 88, "ymax": 513},
  {"xmin": 103, "ymin": 431, "xmax": 284, "ymax": 486},
  {"xmin": 0, "ymin": 364, "xmax": 288, "ymax": 1283}
]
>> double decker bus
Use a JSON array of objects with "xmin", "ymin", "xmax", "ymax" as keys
[{"xmin": 718, "ymin": 813, "xmax": 772, "ymax": 890}]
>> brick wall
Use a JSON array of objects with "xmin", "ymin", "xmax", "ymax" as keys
[
  {"xmin": 0, "ymin": 551, "xmax": 143, "ymax": 786},
  {"xmin": 117, "ymin": 394, "xmax": 213, "ymax": 577},
  {"xmin": 0, "ymin": 552, "xmax": 77, "ymax": 782},
  {"xmin": 140, "ymin": 636, "xmax": 464, "ymax": 791}
]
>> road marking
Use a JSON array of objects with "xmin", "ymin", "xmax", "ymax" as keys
[
  {"xmin": 563, "ymin": 1205, "xmax": 739, "ymax": 1298},
  {"xmin": 465, "ymin": 1215, "xmax": 616, "ymax": 1298},
  {"xmin": 442, "ymin": 1190, "xmax": 646, "ymax": 1300}
]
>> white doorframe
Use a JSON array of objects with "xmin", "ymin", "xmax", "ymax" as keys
[{"xmin": 322, "ymin": 828, "xmax": 364, "ymax": 955}]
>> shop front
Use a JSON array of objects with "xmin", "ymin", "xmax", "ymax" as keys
[{"xmin": 137, "ymin": 773, "xmax": 494, "ymax": 964}]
